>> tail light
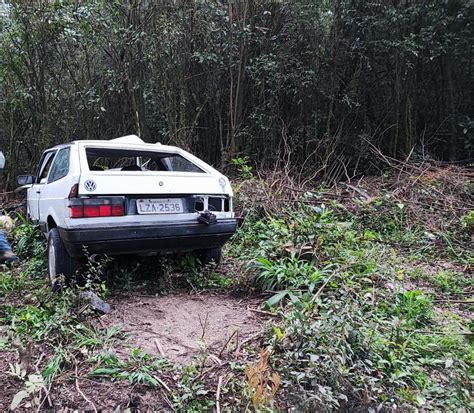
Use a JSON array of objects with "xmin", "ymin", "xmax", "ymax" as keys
[{"xmin": 69, "ymin": 198, "xmax": 125, "ymax": 218}]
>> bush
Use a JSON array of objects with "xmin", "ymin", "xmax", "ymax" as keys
[{"xmin": 231, "ymin": 196, "xmax": 472, "ymax": 411}]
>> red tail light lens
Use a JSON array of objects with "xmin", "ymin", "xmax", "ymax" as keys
[
  {"xmin": 83, "ymin": 205, "xmax": 100, "ymax": 217},
  {"xmin": 70, "ymin": 205, "xmax": 83, "ymax": 218},
  {"xmin": 111, "ymin": 204, "xmax": 124, "ymax": 216},
  {"xmin": 99, "ymin": 205, "xmax": 112, "ymax": 216},
  {"xmin": 69, "ymin": 198, "xmax": 124, "ymax": 218}
]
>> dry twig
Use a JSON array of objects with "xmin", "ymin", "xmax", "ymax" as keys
[
  {"xmin": 74, "ymin": 358, "xmax": 97, "ymax": 413},
  {"xmin": 240, "ymin": 332, "xmax": 263, "ymax": 347},
  {"xmin": 152, "ymin": 374, "xmax": 172, "ymax": 393},
  {"xmin": 434, "ymin": 299, "xmax": 474, "ymax": 304},
  {"xmin": 218, "ymin": 330, "xmax": 238, "ymax": 358},
  {"xmin": 247, "ymin": 307, "xmax": 280, "ymax": 317},
  {"xmin": 154, "ymin": 338, "xmax": 167, "ymax": 358},
  {"xmin": 216, "ymin": 375, "xmax": 224, "ymax": 413}
]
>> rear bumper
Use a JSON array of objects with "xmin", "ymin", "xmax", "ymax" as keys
[{"xmin": 58, "ymin": 219, "xmax": 237, "ymax": 257}]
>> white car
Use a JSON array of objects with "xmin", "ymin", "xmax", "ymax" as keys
[{"xmin": 17, "ymin": 135, "xmax": 236, "ymax": 287}]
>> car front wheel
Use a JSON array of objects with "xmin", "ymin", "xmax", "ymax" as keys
[{"xmin": 47, "ymin": 228, "xmax": 78, "ymax": 290}]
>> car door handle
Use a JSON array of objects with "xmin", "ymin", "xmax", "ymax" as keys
[{"xmin": 35, "ymin": 190, "xmax": 41, "ymax": 194}]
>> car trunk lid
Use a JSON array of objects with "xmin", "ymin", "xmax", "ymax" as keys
[{"xmin": 77, "ymin": 172, "xmax": 225, "ymax": 196}]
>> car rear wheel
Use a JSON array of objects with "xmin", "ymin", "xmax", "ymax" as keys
[
  {"xmin": 197, "ymin": 247, "xmax": 222, "ymax": 266},
  {"xmin": 47, "ymin": 228, "xmax": 78, "ymax": 290}
]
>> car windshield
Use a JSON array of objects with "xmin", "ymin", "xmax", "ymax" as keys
[{"xmin": 85, "ymin": 148, "xmax": 205, "ymax": 173}]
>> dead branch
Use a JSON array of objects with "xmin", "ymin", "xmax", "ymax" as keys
[
  {"xmin": 216, "ymin": 375, "xmax": 224, "ymax": 413},
  {"xmin": 152, "ymin": 374, "xmax": 172, "ymax": 393},
  {"xmin": 310, "ymin": 272, "xmax": 337, "ymax": 305},
  {"xmin": 198, "ymin": 312, "xmax": 209, "ymax": 340},
  {"xmin": 154, "ymin": 338, "xmax": 167, "ymax": 358},
  {"xmin": 218, "ymin": 330, "xmax": 238, "ymax": 358},
  {"xmin": 74, "ymin": 358, "xmax": 97, "ymax": 413},
  {"xmin": 240, "ymin": 332, "xmax": 264, "ymax": 347},
  {"xmin": 247, "ymin": 307, "xmax": 280, "ymax": 317},
  {"xmin": 342, "ymin": 183, "xmax": 371, "ymax": 200}
]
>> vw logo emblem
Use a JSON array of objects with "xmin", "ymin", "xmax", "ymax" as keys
[
  {"xmin": 84, "ymin": 180, "xmax": 97, "ymax": 192},
  {"xmin": 159, "ymin": 181, "xmax": 164, "ymax": 187}
]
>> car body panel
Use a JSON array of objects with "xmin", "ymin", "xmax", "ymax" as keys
[
  {"xmin": 77, "ymin": 172, "xmax": 228, "ymax": 197},
  {"xmin": 58, "ymin": 218, "xmax": 237, "ymax": 257}
]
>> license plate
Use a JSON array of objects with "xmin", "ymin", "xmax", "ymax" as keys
[{"xmin": 137, "ymin": 198, "xmax": 184, "ymax": 214}]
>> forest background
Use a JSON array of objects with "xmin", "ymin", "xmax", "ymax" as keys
[{"xmin": 0, "ymin": 0, "xmax": 472, "ymax": 187}]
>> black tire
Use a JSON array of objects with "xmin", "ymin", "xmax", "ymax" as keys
[
  {"xmin": 197, "ymin": 247, "xmax": 222, "ymax": 267},
  {"xmin": 47, "ymin": 228, "xmax": 78, "ymax": 290}
]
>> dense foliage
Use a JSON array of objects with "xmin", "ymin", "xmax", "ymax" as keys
[
  {"xmin": 230, "ymin": 170, "xmax": 472, "ymax": 411},
  {"xmin": 0, "ymin": 0, "xmax": 472, "ymax": 187},
  {"xmin": 1, "ymin": 166, "xmax": 472, "ymax": 411}
]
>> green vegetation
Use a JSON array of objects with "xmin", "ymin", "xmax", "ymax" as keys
[
  {"xmin": 1, "ymin": 165, "xmax": 472, "ymax": 411},
  {"xmin": 228, "ymin": 168, "xmax": 472, "ymax": 411},
  {"xmin": 90, "ymin": 348, "xmax": 171, "ymax": 387},
  {"xmin": 1, "ymin": 0, "xmax": 472, "ymax": 189}
]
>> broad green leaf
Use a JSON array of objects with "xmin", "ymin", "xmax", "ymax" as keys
[
  {"xmin": 266, "ymin": 290, "xmax": 288, "ymax": 307},
  {"xmin": 90, "ymin": 367, "xmax": 119, "ymax": 376}
]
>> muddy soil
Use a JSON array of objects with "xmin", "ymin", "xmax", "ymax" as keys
[{"xmin": 102, "ymin": 292, "xmax": 264, "ymax": 364}]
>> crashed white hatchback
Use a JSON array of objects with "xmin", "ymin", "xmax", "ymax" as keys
[{"xmin": 17, "ymin": 135, "xmax": 236, "ymax": 285}]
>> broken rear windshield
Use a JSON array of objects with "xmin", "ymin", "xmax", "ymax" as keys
[{"xmin": 85, "ymin": 148, "xmax": 205, "ymax": 173}]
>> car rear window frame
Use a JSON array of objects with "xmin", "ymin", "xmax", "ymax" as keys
[{"xmin": 84, "ymin": 147, "xmax": 207, "ymax": 174}]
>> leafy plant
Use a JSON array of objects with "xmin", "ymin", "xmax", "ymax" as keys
[
  {"xmin": 391, "ymin": 290, "xmax": 433, "ymax": 327},
  {"xmin": 172, "ymin": 365, "xmax": 215, "ymax": 412},
  {"xmin": 232, "ymin": 195, "xmax": 472, "ymax": 411},
  {"xmin": 253, "ymin": 255, "xmax": 333, "ymax": 306},
  {"xmin": 432, "ymin": 270, "xmax": 467, "ymax": 294},
  {"xmin": 91, "ymin": 348, "xmax": 171, "ymax": 387},
  {"xmin": 460, "ymin": 210, "xmax": 474, "ymax": 232},
  {"xmin": 11, "ymin": 214, "xmax": 47, "ymax": 275},
  {"xmin": 232, "ymin": 156, "xmax": 254, "ymax": 180}
]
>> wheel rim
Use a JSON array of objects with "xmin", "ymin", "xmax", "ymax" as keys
[{"xmin": 48, "ymin": 237, "xmax": 57, "ymax": 286}]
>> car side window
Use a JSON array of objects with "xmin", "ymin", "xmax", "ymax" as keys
[
  {"xmin": 48, "ymin": 147, "xmax": 70, "ymax": 183},
  {"xmin": 37, "ymin": 151, "xmax": 57, "ymax": 184}
]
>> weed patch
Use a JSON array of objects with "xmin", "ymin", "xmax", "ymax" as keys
[{"xmin": 232, "ymin": 173, "xmax": 473, "ymax": 411}]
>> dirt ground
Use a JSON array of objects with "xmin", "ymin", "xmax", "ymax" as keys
[
  {"xmin": 102, "ymin": 292, "xmax": 264, "ymax": 364},
  {"xmin": 0, "ymin": 351, "xmax": 18, "ymax": 412},
  {"xmin": 0, "ymin": 291, "xmax": 267, "ymax": 411}
]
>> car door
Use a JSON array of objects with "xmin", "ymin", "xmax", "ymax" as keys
[
  {"xmin": 28, "ymin": 150, "xmax": 57, "ymax": 223},
  {"xmin": 38, "ymin": 147, "xmax": 71, "ymax": 227}
]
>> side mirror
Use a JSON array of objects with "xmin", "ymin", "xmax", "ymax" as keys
[{"xmin": 17, "ymin": 175, "xmax": 35, "ymax": 186}]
